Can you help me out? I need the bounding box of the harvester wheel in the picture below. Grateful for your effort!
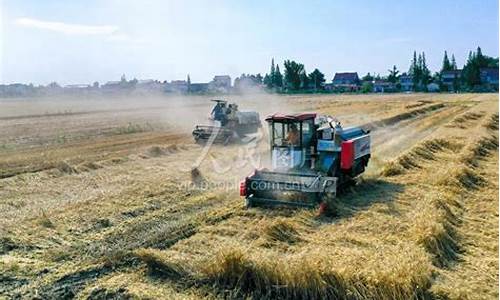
[318,202,328,215]
[245,198,253,208]
[193,134,203,144]
[319,192,336,216]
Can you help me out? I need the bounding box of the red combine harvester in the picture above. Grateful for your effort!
[240,112,370,210]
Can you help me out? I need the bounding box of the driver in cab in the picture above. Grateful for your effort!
[286,123,300,145]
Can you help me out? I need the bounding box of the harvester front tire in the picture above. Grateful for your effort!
[320,192,336,216]
[245,198,253,208]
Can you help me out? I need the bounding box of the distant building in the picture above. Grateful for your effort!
[101,81,120,93]
[189,83,209,93]
[103,80,121,87]
[427,82,440,92]
[102,80,122,91]
[65,84,90,89]
[41,82,64,95]
[373,80,396,93]
[332,72,360,85]
[209,75,232,92]
[137,79,155,85]
[399,74,413,91]
[212,75,231,87]
[305,81,323,91]
[234,74,264,91]
[441,70,461,91]
[0,83,36,97]
[324,83,335,91]
[64,84,91,94]
[480,68,499,89]
[136,79,165,93]
[165,80,189,93]
[330,72,360,92]
[163,75,233,94]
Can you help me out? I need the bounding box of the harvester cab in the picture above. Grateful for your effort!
[240,112,370,210]
[267,113,317,171]
[209,99,229,126]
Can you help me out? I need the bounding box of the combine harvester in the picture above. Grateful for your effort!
[192,100,261,144]
[240,112,370,211]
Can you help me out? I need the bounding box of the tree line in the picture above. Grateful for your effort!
[405,47,498,92]
[234,58,326,92]
[234,46,498,93]
[264,59,325,91]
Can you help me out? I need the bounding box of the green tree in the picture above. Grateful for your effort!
[476,46,485,67]
[283,60,304,90]
[453,73,460,92]
[441,51,452,72]
[362,72,374,81]
[409,51,420,90]
[409,51,416,74]
[300,69,309,89]
[264,58,276,88]
[462,51,477,87]
[308,68,325,90]
[263,74,271,87]
[421,52,431,86]
[256,73,263,84]
[486,57,499,68]
[387,65,399,83]
[431,72,440,82]
[462,46,498,88]
[361,81,373,93]
[48,82,61,89]
[274,65,283,87]
[270,58,276,86]
[409,51,431,90]
[451,54,457,70]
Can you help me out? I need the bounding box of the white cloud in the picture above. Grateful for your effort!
[15,17,118,35]
[14,17,145,43]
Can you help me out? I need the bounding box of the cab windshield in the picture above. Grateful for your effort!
[270,121,301,147]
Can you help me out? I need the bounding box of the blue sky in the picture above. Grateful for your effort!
[1,0,498,85]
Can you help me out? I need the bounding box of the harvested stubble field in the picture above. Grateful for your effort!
[0,93,498,299]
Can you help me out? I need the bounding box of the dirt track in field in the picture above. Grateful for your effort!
[0,93,497,299]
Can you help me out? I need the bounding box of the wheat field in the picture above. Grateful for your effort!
[0,93,497,299]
